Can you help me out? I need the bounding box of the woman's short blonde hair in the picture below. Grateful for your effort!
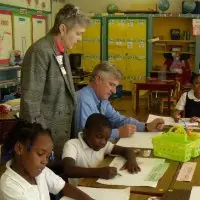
[90,61,123,82]
[50,4,91,35]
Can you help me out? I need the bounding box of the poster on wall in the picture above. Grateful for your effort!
[0,0,51,12]
[0,10,13,63]
[13,13,32,56]
[32,15,46,43]
[193,19,200,36]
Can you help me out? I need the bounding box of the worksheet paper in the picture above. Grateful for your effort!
[189,186,200,200]
[97,157,169,187]
[147,114,199,126]
[60,187,130,200]
[116,132,161,149]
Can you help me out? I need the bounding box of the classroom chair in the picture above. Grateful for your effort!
[132,84,151,113]
[160,81,181,114]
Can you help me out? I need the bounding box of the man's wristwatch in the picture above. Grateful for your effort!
[145,123,148,132]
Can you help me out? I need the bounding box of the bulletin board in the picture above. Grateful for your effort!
[0,0,51,12]
[69,17,102,73]
[32,15,46,43]
[13,13,32,55]
[107,17,148,91]
[82,18,102,72]
[0,10,13,63]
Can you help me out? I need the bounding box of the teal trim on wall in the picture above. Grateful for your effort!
[91,16,103,61]
[0,4,50,15]
[147,15,153,77]
[195,36,200,73]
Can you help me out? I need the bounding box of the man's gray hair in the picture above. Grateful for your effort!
[90,61,123,82]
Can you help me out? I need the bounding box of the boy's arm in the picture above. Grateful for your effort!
[62,157,117,179]
[62,183,94,200]
[111,145,140,173]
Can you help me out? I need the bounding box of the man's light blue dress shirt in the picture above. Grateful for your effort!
[75,85,145,140]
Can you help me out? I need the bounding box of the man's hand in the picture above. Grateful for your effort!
[119,124,136,138]
[146,118,164,132]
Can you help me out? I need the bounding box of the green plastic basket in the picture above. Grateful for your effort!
[152,126,200,162]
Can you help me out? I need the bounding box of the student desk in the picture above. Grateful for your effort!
[130,193,159,200]
[0,111,17,144]
[150,71,181,81]
[133,79,175,115]
[169,156,200,191]
[78,156,179,196]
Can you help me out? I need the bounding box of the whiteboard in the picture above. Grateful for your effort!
[32,15,46,43]
[0,0,51,12]
[0,10,13,63]
[13,14,32,56]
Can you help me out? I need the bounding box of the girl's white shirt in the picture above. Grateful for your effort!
[0,160,65,200]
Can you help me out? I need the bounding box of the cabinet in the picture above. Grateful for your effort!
[69,17,102,73]
[0,111,17,144]
[106,17,148,91]
[0,65,20,100]
[152,17,196,71]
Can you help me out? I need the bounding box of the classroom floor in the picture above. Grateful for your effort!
[110,93,170,123]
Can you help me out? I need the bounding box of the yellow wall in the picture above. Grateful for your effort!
[48,1,67,30]
[67,0,182,13]
[50,0,184,29]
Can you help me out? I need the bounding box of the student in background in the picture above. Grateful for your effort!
[0,120,93,200]
[75,61,164,140]
[20,4,91,159]
[62,113,141,186]
[173,73,200,122]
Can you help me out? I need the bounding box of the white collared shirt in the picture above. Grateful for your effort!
[62,132,114,186]
[176,90,200,111]
[0,160,65,200]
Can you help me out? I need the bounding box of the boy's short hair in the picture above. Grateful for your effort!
[85,113,112,132]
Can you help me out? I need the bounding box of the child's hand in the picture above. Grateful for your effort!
[99,167,117,179]
[190,116,200,123]
[174,114,181,123]
[121,157,141,173]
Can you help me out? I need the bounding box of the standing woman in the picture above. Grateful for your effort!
[20,4,91,159]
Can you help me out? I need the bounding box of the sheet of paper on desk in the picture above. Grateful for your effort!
[147,114,198,126]
[116,132,161,149]
[189,186,200,200]
[60,187,130,200]
[97,157,169,187]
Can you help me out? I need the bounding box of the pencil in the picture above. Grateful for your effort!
[117,173,122,176]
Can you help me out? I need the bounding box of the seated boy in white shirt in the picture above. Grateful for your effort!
[62,113,141,186]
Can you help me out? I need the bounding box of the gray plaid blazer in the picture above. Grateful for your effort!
[20,34,76,157]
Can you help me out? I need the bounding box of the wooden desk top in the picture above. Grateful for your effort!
[0,111,17,120]
[130,193,159,200]
[169,156,200,191]
[78,156,179,195]
[134,79,175,86]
